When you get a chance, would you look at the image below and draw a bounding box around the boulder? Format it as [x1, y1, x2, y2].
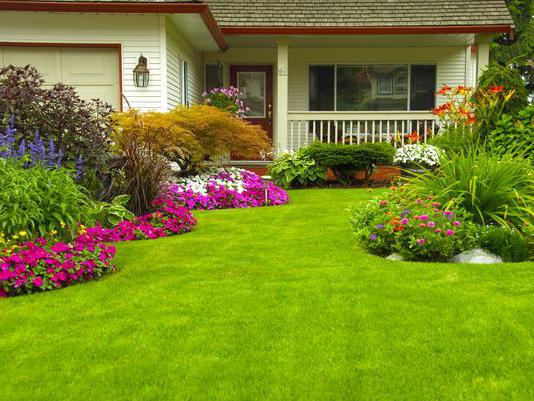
[449, 248, 503, 264]
[386, 253, 405, 261]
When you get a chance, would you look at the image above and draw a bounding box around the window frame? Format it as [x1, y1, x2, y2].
[307, 63, 437, 112]
[181, 60, 189, 106]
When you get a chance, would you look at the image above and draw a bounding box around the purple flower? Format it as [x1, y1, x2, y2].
[75, 155, 84, 181]
[375, 224, 384, 229]
[369, 234, 378, 241]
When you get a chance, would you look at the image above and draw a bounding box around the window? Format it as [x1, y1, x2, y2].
[309, 64, 436, 111]
[181, 60, 189, 106]
[410, 65, 437, 110]
[309, 65, 335, 111]
[205, 64, 223, 92]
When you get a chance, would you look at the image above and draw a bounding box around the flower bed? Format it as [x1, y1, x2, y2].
[164, 168, 289, 210]
[393, 143, 442, 169]
[352, 190, 477, 261]
[1, 200, 196, 297]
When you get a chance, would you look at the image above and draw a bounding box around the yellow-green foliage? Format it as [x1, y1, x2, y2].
[113, 105, 271, 170]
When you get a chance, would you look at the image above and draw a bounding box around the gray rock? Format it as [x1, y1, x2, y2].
[386, 253, 405, 261]
[449, 248, 503, 264]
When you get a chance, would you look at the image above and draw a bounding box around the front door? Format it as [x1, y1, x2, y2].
[230, 65, 273, 139]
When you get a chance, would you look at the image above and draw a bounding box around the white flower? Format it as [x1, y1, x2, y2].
[171, 167, 250, 194]
[393, 144, 443, 168]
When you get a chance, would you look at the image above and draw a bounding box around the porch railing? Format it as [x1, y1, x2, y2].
[286, 111, 439, 152]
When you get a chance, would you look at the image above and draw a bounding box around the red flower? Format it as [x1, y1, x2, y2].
[437, 85, 452, 95]
[489, 85, 504, 94]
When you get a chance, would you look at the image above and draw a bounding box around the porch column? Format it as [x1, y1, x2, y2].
[276, 40, 289, 154]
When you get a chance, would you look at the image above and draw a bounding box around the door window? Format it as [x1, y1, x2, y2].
[237, 71, 266, 117]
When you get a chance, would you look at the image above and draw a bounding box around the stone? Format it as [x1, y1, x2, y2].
[449, 248, 503, 264]
[386, 253, 405, 261]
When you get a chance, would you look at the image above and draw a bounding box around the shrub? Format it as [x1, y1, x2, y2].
[303, 142, 395, 185]
[486, 104, 534, 163]
[202, 86, 249, 118]
[269, 150, 327, 189]
[0, 65, 113, 192]
[352, 192, 477, 261]
[393, 143, 442, 169]
[0, 158, 90, 241]
[164, 168, 289, 209]
[478, 226, 531, 262]
[478, 64, 529, 115]
[405, 150, 534, 230]
[113, 106, 271, 172]
[429, 124, 480, 153]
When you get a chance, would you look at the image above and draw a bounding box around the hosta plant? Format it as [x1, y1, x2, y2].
[269, 151, 327, 189]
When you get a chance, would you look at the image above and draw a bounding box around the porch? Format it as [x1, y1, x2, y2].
[203, 33, 492, 155]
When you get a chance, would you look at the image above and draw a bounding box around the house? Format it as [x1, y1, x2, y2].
[0, 0, 514, 162]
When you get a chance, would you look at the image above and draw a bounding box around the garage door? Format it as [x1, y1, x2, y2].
[0, 46, 120, 109]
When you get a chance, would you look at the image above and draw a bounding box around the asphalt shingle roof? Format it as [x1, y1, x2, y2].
[204, 0, 513, 27]
[17, 0, 514, 27]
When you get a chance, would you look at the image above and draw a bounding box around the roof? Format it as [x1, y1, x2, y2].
[0, 0, 514, 30]
[205, 0, 513, 28]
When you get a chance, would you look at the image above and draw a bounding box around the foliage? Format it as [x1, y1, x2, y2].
[111, 123, 172, 216]
[303, 142, 395, 185]
[486, 104, 534, 163]
[352, 191, 477, 261]
[0, 158, 90, 242]
[393, 143, 442, 169]
[0, 65, 113, 192]
[0, 237, 115, 297]
[478, 225, 532, 262]
[113, 106, 271, 172]
[429, 124, 480, 153]
[87, 195, 136, 228]
[202, 86, 249, 118]
[478, 64, 529, 115]
[269, 150, 327, 189]
[164, 168, 289, 209]
[405, 150, 534, 230]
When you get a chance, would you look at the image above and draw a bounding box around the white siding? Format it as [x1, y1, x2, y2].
[166, 19, 203, 108]
[0, 12, 163, 111]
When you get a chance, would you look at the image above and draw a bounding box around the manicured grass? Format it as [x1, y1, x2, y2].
[1, 189, 533, 401]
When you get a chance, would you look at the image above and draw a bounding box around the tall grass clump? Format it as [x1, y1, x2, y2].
[405, 149, 534, 230]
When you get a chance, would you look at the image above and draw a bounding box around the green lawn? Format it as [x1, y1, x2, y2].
[1, 189, 533, 401]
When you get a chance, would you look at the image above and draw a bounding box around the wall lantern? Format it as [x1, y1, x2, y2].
[133, 54, 150, 87]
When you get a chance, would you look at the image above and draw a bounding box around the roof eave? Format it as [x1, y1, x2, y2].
[0, 0, 229, 51]
[220, 25, 513, 36]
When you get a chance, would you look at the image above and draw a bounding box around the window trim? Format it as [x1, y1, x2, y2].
[307, 63, 436, 112]
[181, 60, 189, 106]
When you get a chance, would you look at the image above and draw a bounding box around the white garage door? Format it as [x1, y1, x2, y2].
[0, 46, 121, 109]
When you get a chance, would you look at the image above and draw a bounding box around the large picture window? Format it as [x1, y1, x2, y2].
[309, 64, 436, 111]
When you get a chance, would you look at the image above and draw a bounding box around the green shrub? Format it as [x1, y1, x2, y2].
[269, 150, 326, 189]
[0, 158, 90, 240]
[478, 64, 529, 115]
[486, 104, 534, 163]
[478, 226, 531, 262]
[430, 125, 480, 153]
[304, 142, 395, 185]
[405, 150, 534, 230]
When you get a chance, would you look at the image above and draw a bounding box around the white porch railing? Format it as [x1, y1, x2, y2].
[286, 111, 439, 152]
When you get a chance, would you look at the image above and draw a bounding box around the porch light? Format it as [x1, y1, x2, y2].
[133, 54, 150, 87]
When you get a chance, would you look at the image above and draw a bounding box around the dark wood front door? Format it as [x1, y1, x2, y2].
[230, 65, 273, 139]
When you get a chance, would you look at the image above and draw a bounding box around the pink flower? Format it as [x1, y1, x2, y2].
[418, 223, 427, 228]
[400, 218, 409, 225]
[434, 229, 442, 233]
[32, 277, 43, 287]
[419, 214, 429, 221]
[427, 221, 436, 228]
[445, 229, 455, 236]
[453, 221, 461, 226]
[416, 239, 426, 246]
